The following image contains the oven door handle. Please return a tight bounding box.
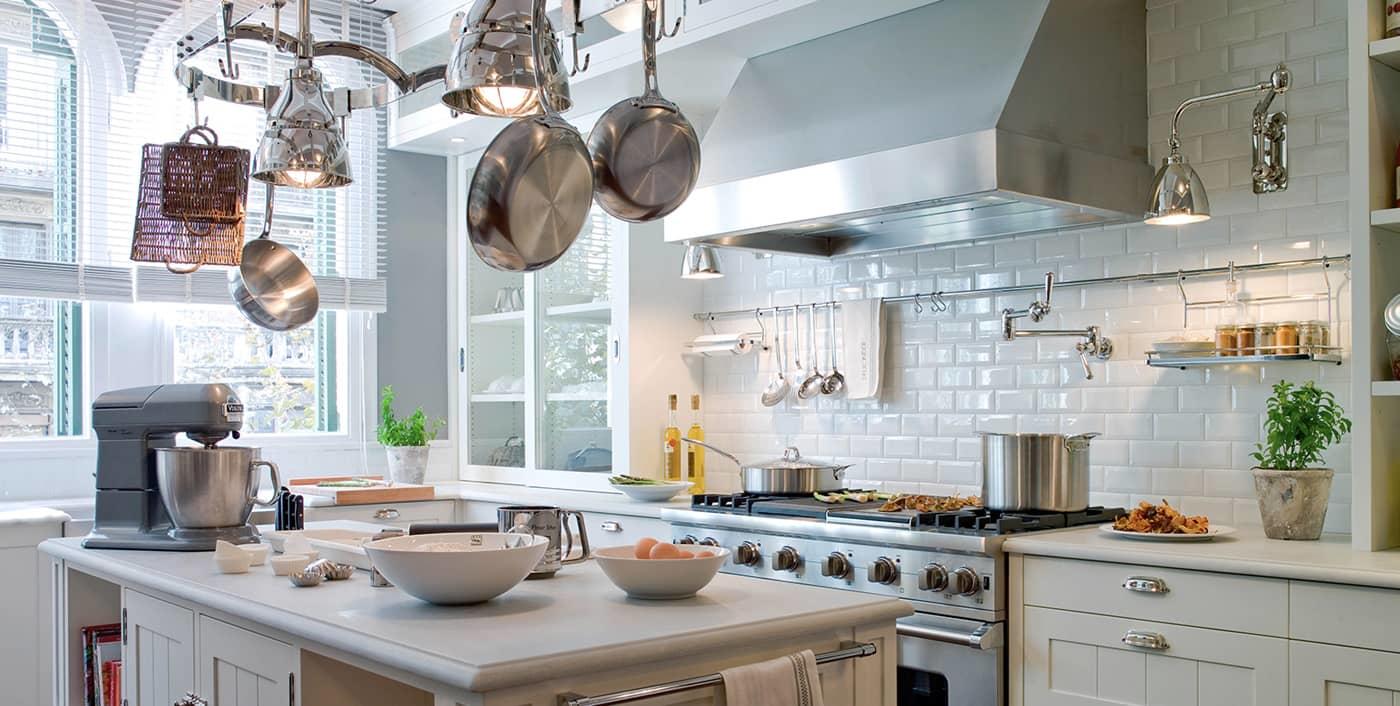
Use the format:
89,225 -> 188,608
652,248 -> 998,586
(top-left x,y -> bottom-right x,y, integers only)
897,621 -> 1003,650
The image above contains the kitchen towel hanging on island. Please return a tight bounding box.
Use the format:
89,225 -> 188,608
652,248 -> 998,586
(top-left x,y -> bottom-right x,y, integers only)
840,298 -> 884,399
719,649 -> 825,706
131,125 -> 249,273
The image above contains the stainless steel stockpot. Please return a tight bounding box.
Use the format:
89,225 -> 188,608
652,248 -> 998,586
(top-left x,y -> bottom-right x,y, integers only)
980,432 -> 1097,512
683,439 -> 851,494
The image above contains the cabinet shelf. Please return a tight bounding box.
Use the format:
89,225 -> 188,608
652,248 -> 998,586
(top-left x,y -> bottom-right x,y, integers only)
545,301 -> 611,323
1371,208 -> 1400,233
472,393 -> 525,402
547,392 -> 608,402
1372,37 -> 1400,72
1373,381 -> 1400,397
470,311 -> 526,326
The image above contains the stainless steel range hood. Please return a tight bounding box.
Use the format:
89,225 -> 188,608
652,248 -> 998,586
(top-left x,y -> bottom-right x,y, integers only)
665,0 -> 1150,259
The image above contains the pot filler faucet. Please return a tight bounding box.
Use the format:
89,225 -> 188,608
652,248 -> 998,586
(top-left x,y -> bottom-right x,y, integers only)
1002,272 -> 1113,380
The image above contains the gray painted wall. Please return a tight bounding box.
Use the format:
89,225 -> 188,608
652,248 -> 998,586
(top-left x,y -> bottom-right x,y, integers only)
378,150 -> 450,435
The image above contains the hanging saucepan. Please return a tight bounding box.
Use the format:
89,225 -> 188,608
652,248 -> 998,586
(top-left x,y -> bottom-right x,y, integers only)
466,0 -> 594,272
228,186 -> 320,331
587,0 -> 700,222
682,438 -> 851,494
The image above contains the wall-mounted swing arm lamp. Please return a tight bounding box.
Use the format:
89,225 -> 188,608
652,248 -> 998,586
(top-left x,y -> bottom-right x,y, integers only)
1145,63 -> 1291,225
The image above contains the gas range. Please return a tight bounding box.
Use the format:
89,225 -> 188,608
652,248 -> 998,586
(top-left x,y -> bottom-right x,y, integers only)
661,493 -> 1123,706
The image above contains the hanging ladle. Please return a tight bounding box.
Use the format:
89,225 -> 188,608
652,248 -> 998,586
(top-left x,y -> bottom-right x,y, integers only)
821,304 -> 845,395
797,305 -> 825,400
228,186 -> 319,331
760,309 -> 790,407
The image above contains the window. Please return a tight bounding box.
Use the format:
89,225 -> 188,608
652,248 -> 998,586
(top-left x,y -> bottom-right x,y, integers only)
0,296 -> 80,438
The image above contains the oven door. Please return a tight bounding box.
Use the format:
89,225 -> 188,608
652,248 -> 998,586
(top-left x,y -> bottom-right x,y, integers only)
896,614 -> 1004,706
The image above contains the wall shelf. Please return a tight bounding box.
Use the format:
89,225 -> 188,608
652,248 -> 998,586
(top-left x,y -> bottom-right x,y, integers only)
1373,381 -> 1400,396
1370,208 -> 1400,233
546,392 -> 608,402
1146,351 -> 1343,369
471,393 -> 525,403
1371,36 -> 1400,71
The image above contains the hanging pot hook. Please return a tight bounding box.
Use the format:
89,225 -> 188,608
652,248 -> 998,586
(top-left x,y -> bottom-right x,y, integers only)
217,1 -> 240,79
935,291 -> 948,312
563,0 -> 590,75
913,294 -> 924,315
1176,269 -> 1189,329
656,0 -> 683,40
755,309 -> 769,351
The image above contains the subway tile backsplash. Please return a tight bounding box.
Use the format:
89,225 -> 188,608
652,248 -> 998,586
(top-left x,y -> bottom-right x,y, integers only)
696,0 -> 1351,533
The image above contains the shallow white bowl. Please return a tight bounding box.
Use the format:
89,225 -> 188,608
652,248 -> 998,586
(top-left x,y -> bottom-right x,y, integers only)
269,553 -> 313,576
611,481 -> 693,502
363,532 -> 549,605
238,543 -> 271,565
594,545 -> 729,599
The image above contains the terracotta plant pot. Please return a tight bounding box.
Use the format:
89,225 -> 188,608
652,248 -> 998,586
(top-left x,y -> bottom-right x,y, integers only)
1251,467 -> 1333,540
385,445 -> 431,485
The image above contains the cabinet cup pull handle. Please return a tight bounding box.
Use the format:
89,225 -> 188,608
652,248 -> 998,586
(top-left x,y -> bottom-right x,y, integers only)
1121,630 -> 1169,651
600,520 -> 623,532
1122,576 -> 1169,594
374,508 -> 400,520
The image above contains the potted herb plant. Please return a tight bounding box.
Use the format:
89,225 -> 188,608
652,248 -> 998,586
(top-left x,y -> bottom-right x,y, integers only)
1250,380 -> 1351,540
377,386 -> 446,485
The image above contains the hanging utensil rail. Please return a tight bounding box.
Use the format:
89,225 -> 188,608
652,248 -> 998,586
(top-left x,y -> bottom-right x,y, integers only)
556,641 -> 877,706
691,255 -> 1348,321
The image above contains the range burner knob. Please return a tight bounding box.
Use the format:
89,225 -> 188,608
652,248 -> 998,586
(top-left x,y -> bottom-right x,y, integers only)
734,541 -> 761,567
771,546 -> 802,572
821,552 -> 852,579
952,566 -> 981,596
867,557 -> 900,585
918,563 -> 949,592
676,535 -> 698,545
699,537 -> 720,547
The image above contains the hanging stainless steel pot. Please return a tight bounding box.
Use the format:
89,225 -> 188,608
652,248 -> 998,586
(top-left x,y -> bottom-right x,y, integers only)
980,432 -> 1097,512
466,0 -> 594,272
228,186 -> 319,331
587,0 -> 700,222
682,438 -> 851,494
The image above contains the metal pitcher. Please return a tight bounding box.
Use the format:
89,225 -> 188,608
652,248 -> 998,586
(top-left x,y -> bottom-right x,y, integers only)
497,505 -> 589,578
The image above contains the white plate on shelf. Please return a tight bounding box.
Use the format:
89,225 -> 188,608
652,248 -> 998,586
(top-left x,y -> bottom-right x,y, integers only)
1099,524 -> 1236,542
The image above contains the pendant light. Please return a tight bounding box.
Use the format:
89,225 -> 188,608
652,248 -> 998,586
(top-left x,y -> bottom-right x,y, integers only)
250,1 -> 351,189
681,243 -> 723,279
440,0 -> 572,118
1144,149 -> 1209,226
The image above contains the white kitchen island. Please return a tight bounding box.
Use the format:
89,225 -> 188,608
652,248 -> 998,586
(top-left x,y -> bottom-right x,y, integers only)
40,532 -> 908,706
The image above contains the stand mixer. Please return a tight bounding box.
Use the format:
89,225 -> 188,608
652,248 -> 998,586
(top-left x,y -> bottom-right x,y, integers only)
84,383 -> 275,551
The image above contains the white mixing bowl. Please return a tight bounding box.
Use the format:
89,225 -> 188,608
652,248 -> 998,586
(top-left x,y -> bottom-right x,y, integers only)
363,532 -> 549,605
594,545 -> 729,599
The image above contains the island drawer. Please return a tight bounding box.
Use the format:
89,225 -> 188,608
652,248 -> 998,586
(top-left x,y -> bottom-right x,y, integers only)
587,512 -> 669,548
1022,556 -> 1288,636
1291,581 -> 1400,652
304,500 -> 455,528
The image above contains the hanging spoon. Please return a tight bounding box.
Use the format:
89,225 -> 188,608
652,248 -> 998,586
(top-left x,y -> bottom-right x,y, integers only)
798,305 -> 825,399
760,310 -> 790,407
822,304 -> 846,395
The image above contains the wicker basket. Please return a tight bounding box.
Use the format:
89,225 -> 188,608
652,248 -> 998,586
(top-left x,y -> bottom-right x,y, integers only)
131,126 -> 249,273
159,125 -> 249,223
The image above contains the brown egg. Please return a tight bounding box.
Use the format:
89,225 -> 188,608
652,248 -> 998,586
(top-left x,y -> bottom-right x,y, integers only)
634,537 -> 660,559
649,542 -> 687,559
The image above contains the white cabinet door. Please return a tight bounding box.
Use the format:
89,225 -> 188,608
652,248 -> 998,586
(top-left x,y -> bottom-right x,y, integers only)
123,589 -> 196,706
304,500 -> 456,528
683,0 -> 781,32
198,616 -> 298,706
1290,641 -> 1400,705
1023,606 -> 1287,706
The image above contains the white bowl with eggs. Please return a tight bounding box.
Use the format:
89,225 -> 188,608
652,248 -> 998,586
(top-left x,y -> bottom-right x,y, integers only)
362,532 -> 549,605
594,542 -> 729,599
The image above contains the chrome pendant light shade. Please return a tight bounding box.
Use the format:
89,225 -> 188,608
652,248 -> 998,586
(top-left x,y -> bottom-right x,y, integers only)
252,66 -> 352,189
440,0 -> 572,118
1144,151 -> 1209,226
681,243 -> 723,279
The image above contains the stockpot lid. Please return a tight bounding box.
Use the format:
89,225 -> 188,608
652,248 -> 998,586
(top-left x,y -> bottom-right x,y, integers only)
745,446 -> 845,472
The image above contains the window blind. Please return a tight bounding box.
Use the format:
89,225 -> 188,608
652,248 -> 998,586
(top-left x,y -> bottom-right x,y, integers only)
0,0 -> 389,311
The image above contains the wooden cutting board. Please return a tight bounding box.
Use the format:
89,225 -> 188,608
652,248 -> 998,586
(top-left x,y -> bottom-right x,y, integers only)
288,475 -> 436,505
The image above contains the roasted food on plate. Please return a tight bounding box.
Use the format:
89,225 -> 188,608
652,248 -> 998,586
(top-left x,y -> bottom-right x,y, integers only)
1113,500 -> 1210,534
877,494 -> 981,513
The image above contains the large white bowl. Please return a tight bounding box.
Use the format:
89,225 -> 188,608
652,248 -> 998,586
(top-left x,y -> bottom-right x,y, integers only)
594,545 -> 729,599
362,532 -> 549,605
611,481 -> 693,502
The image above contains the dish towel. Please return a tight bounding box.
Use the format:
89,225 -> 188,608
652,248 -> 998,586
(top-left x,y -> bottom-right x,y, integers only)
719,650 -> 825,706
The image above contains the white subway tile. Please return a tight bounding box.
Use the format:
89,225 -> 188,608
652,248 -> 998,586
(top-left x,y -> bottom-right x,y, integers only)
1154,468 -> 1205,495
1131,440 -> 1181,466
1286,20 -> 1344,59
1155,413 -> 1205,440
1151,25 -> 1202,62
1205,412 -> 1260,441
1255,0 -> 1314,37
1106,414 -> 1154,439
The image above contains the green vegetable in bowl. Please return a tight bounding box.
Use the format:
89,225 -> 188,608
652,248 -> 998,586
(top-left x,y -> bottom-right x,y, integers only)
609,475 -> 668,486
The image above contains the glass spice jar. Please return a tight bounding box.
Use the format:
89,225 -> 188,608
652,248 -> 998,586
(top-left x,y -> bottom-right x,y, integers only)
1215,324 -> 1239,357
1256,323 -> 1278,355
1299,320 -> 1329,353
1236,324 -> 1257,356
1276,321 -> 1300,355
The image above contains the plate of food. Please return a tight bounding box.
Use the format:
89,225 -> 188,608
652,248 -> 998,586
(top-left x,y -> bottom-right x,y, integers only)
1101,500 -> 1235,541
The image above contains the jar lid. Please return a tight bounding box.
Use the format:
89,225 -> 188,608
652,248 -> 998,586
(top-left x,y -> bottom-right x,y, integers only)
1257,322 -> 1278,330
1386,294 -> 1400,335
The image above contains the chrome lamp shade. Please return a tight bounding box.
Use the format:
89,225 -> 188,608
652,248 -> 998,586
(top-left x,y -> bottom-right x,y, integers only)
252,67 -> 352,189
681,243 -> 723,279
1144,151 -> 1209,226
440,0 -> 572,118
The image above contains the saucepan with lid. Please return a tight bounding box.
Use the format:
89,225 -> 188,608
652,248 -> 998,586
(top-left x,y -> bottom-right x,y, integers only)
681,438 -> 851,494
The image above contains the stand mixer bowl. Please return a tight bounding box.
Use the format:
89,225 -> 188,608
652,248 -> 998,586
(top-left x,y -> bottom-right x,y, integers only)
155,447 -> 280,529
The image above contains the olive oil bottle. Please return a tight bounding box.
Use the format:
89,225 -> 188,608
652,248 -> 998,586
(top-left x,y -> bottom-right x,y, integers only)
686,394 -> 705,494
663,394 -> 682,481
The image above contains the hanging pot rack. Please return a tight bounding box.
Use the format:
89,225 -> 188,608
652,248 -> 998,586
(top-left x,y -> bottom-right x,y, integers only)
691,254 -> 1349,322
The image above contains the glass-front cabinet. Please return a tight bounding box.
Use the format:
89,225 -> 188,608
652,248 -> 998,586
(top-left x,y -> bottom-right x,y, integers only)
458,167 -> 700,490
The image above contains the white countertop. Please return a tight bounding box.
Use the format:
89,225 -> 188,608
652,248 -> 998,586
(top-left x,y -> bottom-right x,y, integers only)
41,534 -> 909,693
1004,525 -> 1400,589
